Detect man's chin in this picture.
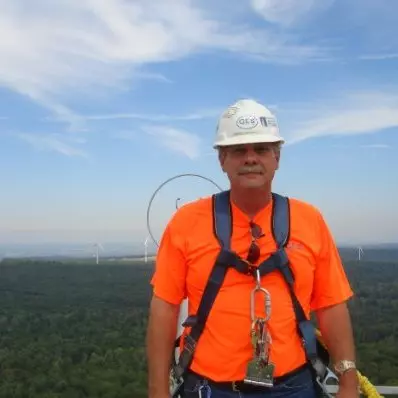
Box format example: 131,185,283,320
237,177,265,189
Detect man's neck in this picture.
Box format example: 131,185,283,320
230,185,272,219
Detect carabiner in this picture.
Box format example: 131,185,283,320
250,270,272,323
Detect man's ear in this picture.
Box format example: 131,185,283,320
218,148,226,171
273,148,281,171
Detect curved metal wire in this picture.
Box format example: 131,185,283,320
146,173,223,248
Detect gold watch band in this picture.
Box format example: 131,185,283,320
334,359,356,375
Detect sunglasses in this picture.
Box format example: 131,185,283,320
246,221,263,264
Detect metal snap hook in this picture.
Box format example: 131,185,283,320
251,271,272,323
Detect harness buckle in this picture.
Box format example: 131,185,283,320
232,381,240,392
183,334,196,354
169,368,184,397
248,266,255,276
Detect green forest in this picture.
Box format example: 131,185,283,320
0,257,397,397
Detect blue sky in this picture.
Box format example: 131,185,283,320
1,0,397,255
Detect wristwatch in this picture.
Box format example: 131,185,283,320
334,360,357,376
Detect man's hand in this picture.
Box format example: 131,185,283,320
336,370,360,398
146,295,180,398
150,395,170,398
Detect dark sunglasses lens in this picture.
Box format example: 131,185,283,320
247,242,260,264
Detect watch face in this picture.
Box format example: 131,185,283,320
336,360,355,373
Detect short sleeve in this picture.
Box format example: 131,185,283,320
150,216,188,305
310,211,354,311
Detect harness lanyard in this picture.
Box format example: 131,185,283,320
244,269,275,387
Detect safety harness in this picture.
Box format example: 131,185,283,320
170,190,330,397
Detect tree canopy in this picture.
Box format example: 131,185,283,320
0,258,397,397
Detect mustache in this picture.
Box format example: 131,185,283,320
238,166,264,174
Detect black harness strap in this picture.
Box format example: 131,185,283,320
172,190,328,390
173,190,233,379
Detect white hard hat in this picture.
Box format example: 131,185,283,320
213,99,285,148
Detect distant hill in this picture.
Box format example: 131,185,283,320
338,246,398,262
2,242,398,263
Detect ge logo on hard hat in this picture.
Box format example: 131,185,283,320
236,115,258,129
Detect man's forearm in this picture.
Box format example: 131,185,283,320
146,295,180,398
315,302,358,387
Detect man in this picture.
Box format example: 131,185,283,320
146,99,359,397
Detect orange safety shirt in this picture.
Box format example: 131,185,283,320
150,195,354,381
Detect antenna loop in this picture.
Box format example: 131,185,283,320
146,173,223,247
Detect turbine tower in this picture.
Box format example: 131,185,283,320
144,236,150,263
93,242,104,264
358,246,364,261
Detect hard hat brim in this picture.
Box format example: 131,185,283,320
213,133,285,148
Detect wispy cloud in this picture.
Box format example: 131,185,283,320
359,53,398,61
251,0,398,63
250,0,334,27
84,108,220,122
332,143,392,150
283,90,398,144
15,133,88,158
1,0,395,134
0,0,330,125
360,144,392,149
142,125,201,159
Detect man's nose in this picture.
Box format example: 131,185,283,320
243,148,258,163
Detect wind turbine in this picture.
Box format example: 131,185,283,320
144,236,150,263
93,242,104,264
358,246,364,261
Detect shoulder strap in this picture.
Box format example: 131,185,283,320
271,192,290,248
173,190,233,381
191,190,232,327
270,194,329,381
213,190,232,249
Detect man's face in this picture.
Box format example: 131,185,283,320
218,143,280,189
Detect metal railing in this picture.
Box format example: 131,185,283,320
326,384,398,396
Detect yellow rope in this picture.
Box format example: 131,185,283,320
358,372,384,398
315,329,383,398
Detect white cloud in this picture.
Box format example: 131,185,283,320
251,0,398,63
360,144,392,149
282,90,398,144
359,53,398,61
84,108,220,122
142,125,201,159
331,143,392,150
0,0,328,125
16,133,89,158
1,0,395,137
250,0,334,27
